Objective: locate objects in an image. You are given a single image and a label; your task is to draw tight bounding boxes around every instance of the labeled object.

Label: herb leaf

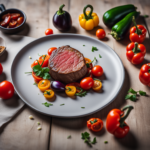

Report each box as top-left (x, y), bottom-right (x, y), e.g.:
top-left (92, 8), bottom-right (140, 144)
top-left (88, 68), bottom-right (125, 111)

top-left (99, 54), bottom-right (102, 58)
top-left (139, 90), bottom-right (146, 96)
top-left (92, 46), bottom-right (98, 52)
top-left (60, 104), bottom-right (65, 106)
top-left (104, 141), bottom-right (108, 144)
top-left (42, 102), bottom-right (53, 107)
top-left (75, 87), bottom-right (87, 97)
top-left (91, 137), bottom-right (96, 144)
top-left (81, 107), bottom-right (85, 109)
top-left (83, 45), bottom-right (85, 46)
top-left (128, 88), bottom-right (137, 94)
top-left (67, 135), bottom-right (71, 139)
top-left (93, 78), bottom-right (101, 82)
top-left (125, 94), bottom-right (136, 101)
top-left (81, 132), bottom-right (90, 140)
top-left (43, 72), bottom-right (51, 79)
top-left (33, 82), bottom-right (38, 86)
top-left (144, 15), bottom-right (149, 18)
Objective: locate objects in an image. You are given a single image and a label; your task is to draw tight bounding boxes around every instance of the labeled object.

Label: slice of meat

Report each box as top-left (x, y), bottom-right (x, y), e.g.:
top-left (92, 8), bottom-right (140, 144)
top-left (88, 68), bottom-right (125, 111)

top-left (48, 45), bottom-right (87, 83)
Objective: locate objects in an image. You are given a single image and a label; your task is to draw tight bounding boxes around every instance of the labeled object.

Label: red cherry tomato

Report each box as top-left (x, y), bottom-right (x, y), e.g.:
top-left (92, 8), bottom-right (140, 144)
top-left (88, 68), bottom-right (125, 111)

top-left (80, 77), bottom-right (94, 90)
top-left (47, 47), bottom-right (57, 55)
top-left (96, 29), bottom-right (106, 39)
top-left (45, 28), bottom-right (53, 35)
top-left (0, 63), bottom-right (3, 75)
top-left (11, 13), bottom-right (20, 20)
top-left (9, 20), bottom-right (17, 28)
top-left (32, 72), bottom-right (43, 83)
top-left (1, 15), bottom-right (11, 27)
top-left (0, 81), bottom-right (14, 99)
top-left (17, 17), bottom-right (24, 26)
top-left (92, 65), bottom-right (103, 77)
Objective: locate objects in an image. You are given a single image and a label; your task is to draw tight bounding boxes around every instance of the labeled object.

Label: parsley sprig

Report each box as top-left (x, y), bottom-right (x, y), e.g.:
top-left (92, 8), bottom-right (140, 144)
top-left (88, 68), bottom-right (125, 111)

top-left (86, 57), bottom-right (97, 68)
top-left (42, 102), bottom-right (53, 107)
top-left (75, 87), bottom-right (87, 97)
top-left (125, 88), bottom-right (147, 101)
top-left (92, 46), bottom-right (98, 52)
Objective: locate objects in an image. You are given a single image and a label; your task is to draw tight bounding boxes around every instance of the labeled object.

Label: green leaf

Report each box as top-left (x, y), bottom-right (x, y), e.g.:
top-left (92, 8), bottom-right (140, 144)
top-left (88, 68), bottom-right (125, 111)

top-left (83, 45), bottom-right (85, 46)
top-left (91, 137), bottom-right (96, 144)
top-left (81, 132), bottom-right (90, 139)
top-left (33, 65), bottom-right (42, 72)
top-left (144, 15), bottom-right (149, 18)
top-left (92, 46), bottom-right (98, 52)
top-left (33, 82), bottom-right (38, 86)
top-left (128, 88), bottom-right (137, 94)
top-left (90, 119), bottom-right (97, 124)
top-left (104, 141), bottom-right (108, 144)
top-left (81, 107), bottom-right (85, 109)
top-left (42, 67), bottom-right (49, 73)
top-left (99, 54), bottom-right (102, 58)
top-left (66, 87), bottom-right (71, 92)
top-left (36, 71), bottom-right (42, 76)
top-left (67, 135), bottom-right (71, 139)
top-left (93, 78), bottom-right (101, 82)
top-left (43, 73), bottom-right (51, 79)
top-left (42, 102), bottom-right (53, 107)
top-left (86, 63), bottom-right (90, 68)
top-left (139, 90), bottom-right (146, 96)
top-left (60, 104), bottom-right (65, 106)
top-left (125, 94), bottom-right (136, 101)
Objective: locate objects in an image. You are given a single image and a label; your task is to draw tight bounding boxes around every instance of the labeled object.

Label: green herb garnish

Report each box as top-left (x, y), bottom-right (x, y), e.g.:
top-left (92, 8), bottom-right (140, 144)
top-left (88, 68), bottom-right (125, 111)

top-left (37, 122), bottom-right (40, 125)
top-left (128, 88), bottom-right (137, 94)
top-left (81, 107), bottom-right (85, 109)
top-left (86, 57), bottom-right (97, 68)
top-left (67, 135), bottom-right (71, 139)
top-left (83, 45), bottom-right (85, 46)
top-left (33, 82), bottom-right (38, 86)
top-left (25, 72), bottom-right (32, 74)
top-left (125, 94), bottom-right (137, 101)
top-left (104, 141), bottom-right (108, 144)
top-left (92, 46), bottom-right (98, 52)
top-left (75, 87), bottom-right (87, 97)
top-left (42, 102), bottom-right (53, 107)
top-left (93, 78), bottom-right (101, 82)
top-left (144, 15), bottom-right (149, 18)
top-left (91, 137), bottom-right (97, 144)
top-left (66, 87), bottom-right (71, 92)
top-left (99, 54), bottom-right (102, 58)
top-left (44, 91), bottom-right (51, 95)
top-left (139, 90), bottom-right (146, 96)
top-left (90, 119), bottom-right (97, 124)
top-left (60, 104), bottom-right (65, 106)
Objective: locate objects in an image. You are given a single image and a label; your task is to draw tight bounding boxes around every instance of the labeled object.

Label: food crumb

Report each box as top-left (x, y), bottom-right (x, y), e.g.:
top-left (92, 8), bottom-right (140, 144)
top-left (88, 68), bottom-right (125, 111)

top-left (37, 126), bottom-right (42, 130)
top-left (0, 46), bottom-right (5, 53)
top-left (29, 56), bottom-right (32, 59)
top-left (29, 115), bottom-right (34, 119)
top-left (37, 122), bottom-right (40, 125)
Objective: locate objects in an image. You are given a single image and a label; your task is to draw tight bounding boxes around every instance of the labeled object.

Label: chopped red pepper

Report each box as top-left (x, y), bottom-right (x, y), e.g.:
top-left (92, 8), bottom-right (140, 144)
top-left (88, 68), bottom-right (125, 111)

top-left (106, 105), bottom-right (133, 138)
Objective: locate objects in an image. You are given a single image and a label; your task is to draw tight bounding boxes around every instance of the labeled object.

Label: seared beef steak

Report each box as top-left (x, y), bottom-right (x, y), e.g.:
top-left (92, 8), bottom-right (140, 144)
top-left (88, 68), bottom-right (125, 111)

top-left (48, 45), bottom-right (87, 83)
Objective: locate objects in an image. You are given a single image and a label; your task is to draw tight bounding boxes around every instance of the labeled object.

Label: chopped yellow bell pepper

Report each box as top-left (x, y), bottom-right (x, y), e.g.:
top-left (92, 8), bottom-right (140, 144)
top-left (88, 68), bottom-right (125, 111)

top-left (92, 80), bottom-right (102, 91)
top-left (65, 86), bottom-right (76, 97)
top-left (79, 5), bottom-right (99, 30)
top-left (44, 89), bottom-right (55, 99)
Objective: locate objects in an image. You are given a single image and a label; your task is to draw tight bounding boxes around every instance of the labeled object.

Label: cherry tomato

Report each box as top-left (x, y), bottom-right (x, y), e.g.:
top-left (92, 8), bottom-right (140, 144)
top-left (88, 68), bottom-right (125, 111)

top-left (80, 77), bottom-right (94, 90)
top-left (96, 29), bottom-right (106, 39)
top-left (47, 47), bottom-right (57, 55)
top-left (0, 81), bottom-right (14, 99)
top-left (11, 13), bottom-right (20, 20)
top-left (32, 72), bottom-right (43, 82)
top-left (66, 82), bottom-right (81, 93)
top-left (0, 63), bottom-right (3, 75)
top-left (92, 65), bottom-right (103, 77)
top-left (9, 20), bottom-right (17, 28)
top-left (1, 15), bottom-right (11, 27)
top-left (17, 17), bottom-right (24, 26)
top-left (45, 28), bottom-right (53, 35)
top-left (38, 79), bottom-right (51, 92)
top-left (92, 80), bottom-right (102, 91)
top-left (44, 89), bottom-right (55, 99)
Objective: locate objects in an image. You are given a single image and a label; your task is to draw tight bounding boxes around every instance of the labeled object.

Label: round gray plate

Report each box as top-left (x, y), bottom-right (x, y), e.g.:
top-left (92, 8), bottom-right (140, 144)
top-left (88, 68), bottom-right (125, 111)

top-left (11, 34), bottom-right (124, 118)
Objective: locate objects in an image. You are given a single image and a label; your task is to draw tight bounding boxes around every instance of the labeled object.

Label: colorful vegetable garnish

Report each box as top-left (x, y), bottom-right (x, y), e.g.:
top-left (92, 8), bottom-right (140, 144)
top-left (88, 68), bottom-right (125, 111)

top-left (87, 118), bottom-right (103, 132)
top-left (96, 29), bottom-right (106, 39)
top-left (53, 4), bottom-right (72, 31)
top-left (32, 72), bottom-right (43, 82)
top-left (109, 12), bottom-right (140, 40)
top-left (65, 86), bottom-right (76, 97)
top-left (126, 42), bottom-right (146, 64)
top-left (80, 77), bottom-right (94, 90)
top-left (92, 80), bottom-right (102, 91)
top-left (51, 81), bottom-right (65, 92)
top-left (91, 46), bottom-right (98, 52)
top-left (38, 80), bottom-right (50, 92)
top-left (106, 105), bottom-right (133, 138)
top-left (79, 5), bottom-right (99, 30)
top-left (129, 16), bottom-right (147, 43)
top-left (45, 28), bottom-right (53, 35)
top-left (43, 89), bottom-right (55, 99)
top-left (139, 63), bottom-right (150, 87)
top-left (92, 65), bottom-right (103, 77)
top-left (103, 4), bottom-right (137, 27)
top-left (0, 63), bottom-right (3, 75)
top-left (47, 47), bottom-right (57, 55)
top-left (0, 81), bottom-right (14, 99)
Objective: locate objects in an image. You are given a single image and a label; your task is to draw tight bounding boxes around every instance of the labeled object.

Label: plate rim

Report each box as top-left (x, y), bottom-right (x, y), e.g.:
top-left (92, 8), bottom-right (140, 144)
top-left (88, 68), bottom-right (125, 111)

top-left (11, 33), bottom-right (125, 118)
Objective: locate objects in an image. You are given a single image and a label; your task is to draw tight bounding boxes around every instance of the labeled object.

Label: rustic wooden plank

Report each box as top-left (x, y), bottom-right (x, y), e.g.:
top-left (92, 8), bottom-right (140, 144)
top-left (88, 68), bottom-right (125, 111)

top-left (49, 0), bottom-right (150, 150)
top-left (0, 1), bottom-right (51, 150)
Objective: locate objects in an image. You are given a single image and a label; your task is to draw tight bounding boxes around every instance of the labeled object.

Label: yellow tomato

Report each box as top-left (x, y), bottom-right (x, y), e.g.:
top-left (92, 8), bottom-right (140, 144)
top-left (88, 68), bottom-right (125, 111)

top-left (85, 57), bottom-right (92, 64)
top-left (92, 80), bottom-right (102, 91)
top-left (44, 89), bottom-right (55, 99)
top-left (38, 80), bottom-right (50, 92)
top-left (65, 86), bottom-right (76, 97)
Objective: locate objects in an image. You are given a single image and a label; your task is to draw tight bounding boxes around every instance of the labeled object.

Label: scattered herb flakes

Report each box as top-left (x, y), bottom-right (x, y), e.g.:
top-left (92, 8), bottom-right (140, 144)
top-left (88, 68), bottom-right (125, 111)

top-left (144, 15), bottom-right (149, 18)
top-left (91, 137), bottom-right (97, 144)
top-left (60, 103), bottom-right (65, 106)
top-left (83, 45), bottom-right (85, 46)
top-left (139, 90), bottom-right (146, 96)
top-left (128, 88), bottom-right (137, 94)
top-left (104, 141), bottom-right (108, 144)
top-left (81, 107), bottom-right (85, 109)
top-left (42, 102), bottom-right (53, 107)
top-left (67, 135), bottom-right (71, 139)
top-left (125, 94), bottom-right (136, 101)
top-left (99, 54), bottom-right (102, 58)
top-left (92, 46), bottom-right (98, 52)
top-left (33, 82), bottom-right (38, 86)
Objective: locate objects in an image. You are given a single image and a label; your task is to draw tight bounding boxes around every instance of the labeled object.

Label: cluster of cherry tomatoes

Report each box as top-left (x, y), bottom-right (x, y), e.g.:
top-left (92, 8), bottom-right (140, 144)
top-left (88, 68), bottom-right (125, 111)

top-left (0, 63), bottom-right (14, 100)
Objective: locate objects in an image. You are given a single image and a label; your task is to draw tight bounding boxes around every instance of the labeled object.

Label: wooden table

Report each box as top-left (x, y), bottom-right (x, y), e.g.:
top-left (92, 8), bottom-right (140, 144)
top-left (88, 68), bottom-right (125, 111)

top-left (0, 0), bottom-right (150, 150)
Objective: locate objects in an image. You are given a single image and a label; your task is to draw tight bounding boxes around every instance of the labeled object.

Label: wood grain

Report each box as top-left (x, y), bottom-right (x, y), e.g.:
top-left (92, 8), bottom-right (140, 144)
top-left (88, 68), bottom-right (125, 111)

top-left (0, 0), bottom-right (150, 150)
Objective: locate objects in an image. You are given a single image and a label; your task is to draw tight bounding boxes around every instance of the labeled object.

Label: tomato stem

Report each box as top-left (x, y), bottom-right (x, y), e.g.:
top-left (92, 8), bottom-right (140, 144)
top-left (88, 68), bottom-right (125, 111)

top-left (83, 5), bottom-right (93, 20)
top-left (120, 105), bottom-right (134, 128)
top-left (132, 16), bottom-right (142, 35)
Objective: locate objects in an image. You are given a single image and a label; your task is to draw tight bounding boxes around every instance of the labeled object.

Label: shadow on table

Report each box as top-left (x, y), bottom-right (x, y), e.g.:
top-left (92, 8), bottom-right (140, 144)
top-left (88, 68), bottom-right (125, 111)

top-left (114, 131), bottom-right (138, 149)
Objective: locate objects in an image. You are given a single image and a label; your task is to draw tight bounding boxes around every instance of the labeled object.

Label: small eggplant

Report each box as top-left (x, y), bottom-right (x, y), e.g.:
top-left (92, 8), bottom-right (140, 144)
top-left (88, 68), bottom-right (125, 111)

top-left (53, 4), bottom-right (72, 31)
top-left (51, 81), bottom-right (65, 92)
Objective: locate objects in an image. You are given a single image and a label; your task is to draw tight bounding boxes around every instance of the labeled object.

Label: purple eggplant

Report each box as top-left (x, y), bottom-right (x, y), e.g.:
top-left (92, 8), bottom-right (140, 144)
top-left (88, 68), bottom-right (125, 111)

top-left (51, 81), bottom-right (66, 92)
top-left (53, 4), bottom-right (72, 32)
